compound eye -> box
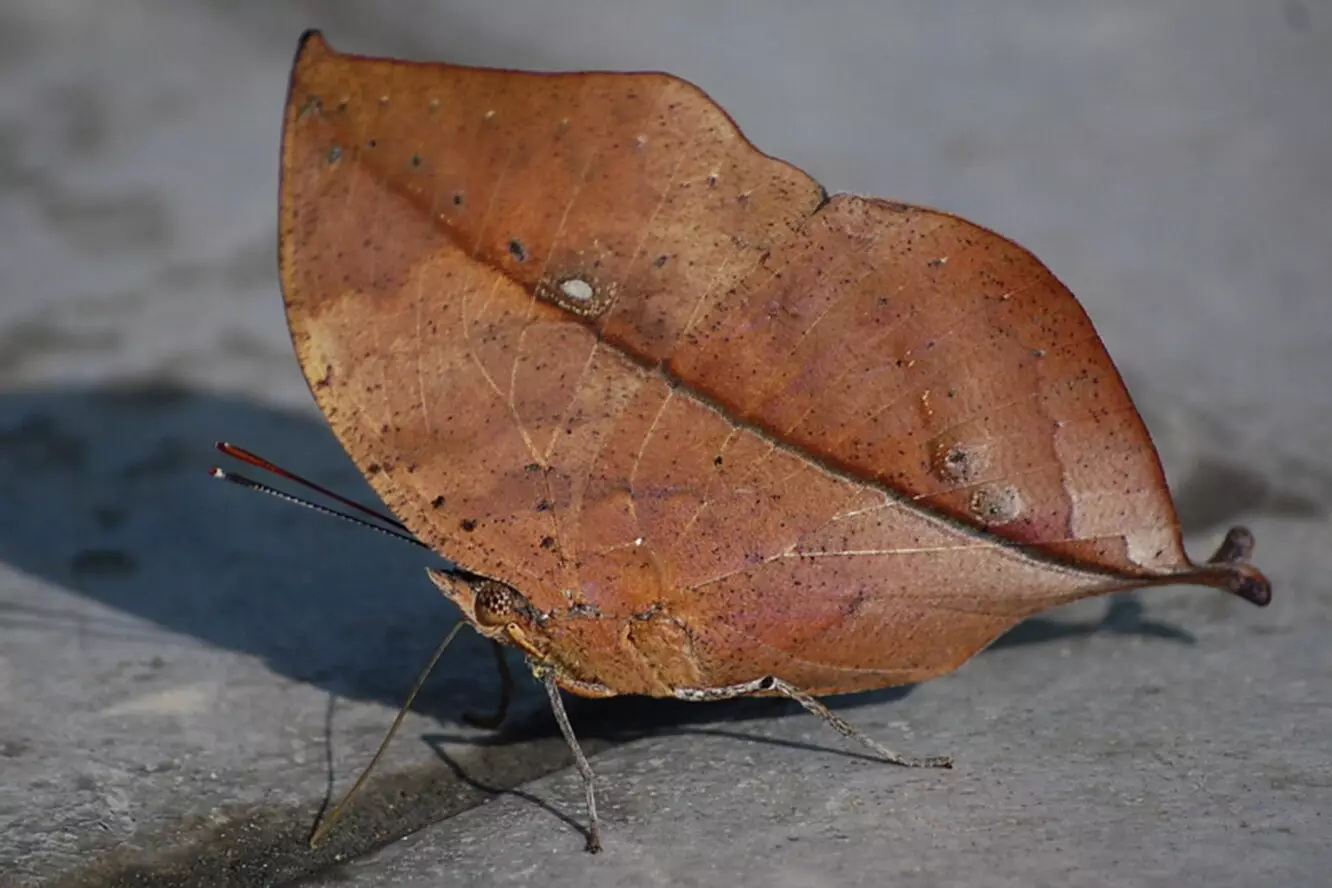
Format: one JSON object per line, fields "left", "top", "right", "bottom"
{"left": 473, "top": 580, "right": 520, "bottom": 628}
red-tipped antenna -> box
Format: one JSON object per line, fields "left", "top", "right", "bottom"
{"left": 210, "top": 444, "right": 427, "bottom": 551}
{"left": 216, "top": 441, "right": 410, "bottom": 531}
{"left": 212, "top": 443, "right": 501, "bottom": 851}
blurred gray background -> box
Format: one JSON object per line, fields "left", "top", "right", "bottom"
{"left": 1, "top": 1, "right": 1328, "bottom": 885}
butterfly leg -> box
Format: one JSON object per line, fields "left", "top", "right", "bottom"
{"left": 674, "top": 676, "right": 952, "bottom": 769}
{"left": 463, "top": 640, "right": 514, "bottom": 729}
{"left": 538, "top": 666, "right": 603, "bottom": 853}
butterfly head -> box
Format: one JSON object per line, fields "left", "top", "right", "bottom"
{"left": 427, "top": 568, "right": 549, "bottom": 661}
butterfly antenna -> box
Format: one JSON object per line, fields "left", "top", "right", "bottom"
{"left": 209, "top": 466, "right": 428, "bottom": 550}
{"left": 308, "top": 618, "right": 468, "bottom": 848}
{"left": 216, "top": 441, "right": 410, "bottom": 531}
{"left": 213, "top": 444, "right": 481, "bottom": 846}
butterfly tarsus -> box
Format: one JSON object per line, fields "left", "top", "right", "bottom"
{"left": 539, "top": 667, "right": 603, "bottom": 853}
{"left": 674, "top": 676, "right": 953, "bottom": 769}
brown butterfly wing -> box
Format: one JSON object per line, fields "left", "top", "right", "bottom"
{"left": 280, "top": 33, "right": 821, "bottom": 593}
{"left": 280, "top": 33, "right": 1264, "bottom": 696}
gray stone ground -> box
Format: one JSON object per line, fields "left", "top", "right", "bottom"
{"left": 1, "top": 1, "right": 1328, "bottom": 885}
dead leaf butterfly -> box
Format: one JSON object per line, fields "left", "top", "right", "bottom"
{"left": 262, "top": 31, "right": 1271, "bottom": 852}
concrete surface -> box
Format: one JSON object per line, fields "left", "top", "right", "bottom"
{"left": 0, "top": 1, "right": 1328, "bottom": 886}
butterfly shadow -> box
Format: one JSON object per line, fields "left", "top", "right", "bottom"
{"left": 0, "top": 381, "right": 1198, "bottom": 724}
{"left": 0, "top": 381, "right": 510, "bottom": 724}
{"left": 0, "top": 380, "right": 1206, "bottom": 863}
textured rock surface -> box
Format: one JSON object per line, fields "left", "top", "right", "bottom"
{"left": 1, "top": 1, "right": 1327, "bottom": 886}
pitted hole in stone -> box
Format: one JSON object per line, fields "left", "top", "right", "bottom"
{"left": 969, "top": 483, "right": 1023, "bottom": 525}
{"left": 537, "top": 275, "right": 613, "bottom": 318}
{"left": 931, "top": 441, "right": 989, "bottom": 485}
{"left": 327, "top": 145, "right": 342, "bottom": 164}
{"left": 509, "top": 239, "right": 528, "bottom": 262}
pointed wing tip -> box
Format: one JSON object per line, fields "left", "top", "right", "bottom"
{"left": 1205, "top": 526, "right": 1271, "bottom": 607}
{"left": 1234, "top": 567, "right": 1272, "bottom": 607}
{"left": 286, "top": 31, "right": 335, "bottom": 114}
{"left": 295, "top": 29, "right": 330, "bottom": 60}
